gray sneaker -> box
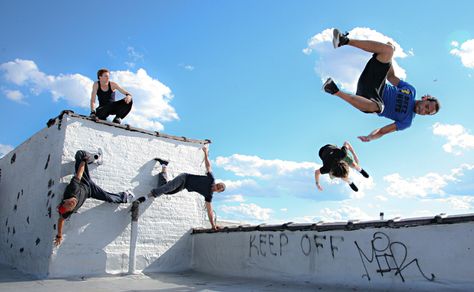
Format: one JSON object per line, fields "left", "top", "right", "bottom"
{"left": 333, "top": 29, "right": 349, "bottom": 48}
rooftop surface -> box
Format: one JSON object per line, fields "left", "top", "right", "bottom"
{"left": 0, "top": 263, "right": 358, "bottom": 292}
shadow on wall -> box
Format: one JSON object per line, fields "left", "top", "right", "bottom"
{"left": 142, "top": 230, "right": 193, "bottom": 274}
{"left": 131, "top": 159, "right": 159, "bottom": 197}
{"left": 51, "top": 201, "right": 129, "bottom": 277}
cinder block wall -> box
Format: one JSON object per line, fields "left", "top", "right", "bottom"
{"left": 0, "top": 114, "right": 209, "bottom": 278}
{"left": 192, "top": 223, "right": 474, "bottom": 291}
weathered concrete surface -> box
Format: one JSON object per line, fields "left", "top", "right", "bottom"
{"left": 192, "top": 221, "right": 474, "bottom": 291}
{"left": 0, "top": 263, "right": 361, "bottom": 292}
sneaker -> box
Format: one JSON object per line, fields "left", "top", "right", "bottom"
{"left": 113, "top": 117, "right": 122, "bottom": 124}
{"left": 349, "top": 182, "right": 359, "bottom": 192}
{"left": 333, "top": 28, "right": 349, "bottom": 48}
{"left": 125, "top": 190, "right": 135, "bottom": 203}
{"left": 360, "top": 169, "right": 369, "bottom": 178}
{"left": 323, "top": 78, "right": 339, "bottom": 94}
{"left": 93, "top": 147, "right": 103, "bottom": 165}
{"left": 154, "top": 158, "right": 169, "bottom": 166}
{"left": 136, "top": 196, "right": 147, "bottom": 204}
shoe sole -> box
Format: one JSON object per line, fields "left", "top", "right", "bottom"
{"left": 332, "top": 29, "right": 340, "bottom": 48}
{"left": 322, "top": 78, "right": 333, "bottom": 91}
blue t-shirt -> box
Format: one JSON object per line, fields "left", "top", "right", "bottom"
{"left": 379, "top": 80, "right": 416, "bottom": 131}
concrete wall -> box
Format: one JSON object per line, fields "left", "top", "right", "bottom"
{"left": 192, "top": 222, "right": 474, "bottom": 291}
{"left": 1, "top": 114, "right": 209, "bottom": 278}
{"left": 0, "top": 124, "right": 65, "bottom": 277}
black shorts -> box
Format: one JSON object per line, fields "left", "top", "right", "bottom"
{"left": 356, "top": 54, "right": 391, "bottom": 113}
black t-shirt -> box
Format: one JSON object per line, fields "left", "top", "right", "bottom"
{"left": 318, "top": 144, "right": 347, "bottom": 174}
{"left": 61, "top": 177, "right": 90, "bottom": 219}
{"left": 185, "top": 172, "right": 215, "bottom": 202}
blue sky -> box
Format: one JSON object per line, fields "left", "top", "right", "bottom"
{"left": 1, "top": 0, "right": 473, "bottom": 223}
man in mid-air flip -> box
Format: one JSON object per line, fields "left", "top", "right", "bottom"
{"left": 323, "top": 29, "right": 440, "bottom": 142}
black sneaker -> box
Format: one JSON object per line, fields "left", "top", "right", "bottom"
{"left": 323, "top": 78, "right": 339, "bottom": 94}
{"left": 360, "top": 169, "right": 369, "bottom": 178}
{"left": 349, "top": 182, "right": 359, "bottom": 192}
{"left": 137, "top": 196, "right": 147, "bottom": 204}
{"left": 113, "top": 117, "right": 122, "bottom": 124}
{"left": 333, "top": 29, "right": 349, "bottom": 48}
{"left": 154, "top": 158, "right": 169, "bottom": 166}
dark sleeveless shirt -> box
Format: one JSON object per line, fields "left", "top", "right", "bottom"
{"left": 97, "top": 82, "right": 116, "bottom": 106}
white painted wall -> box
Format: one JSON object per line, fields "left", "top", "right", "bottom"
{"left": 0, "top": 124, "right": 65, "bottom": 277}
{"left": 1, "top": 114, "right": 210, "bottom": 278}
{"left": 192, "top": 223, "right": 474, "bottom": 291}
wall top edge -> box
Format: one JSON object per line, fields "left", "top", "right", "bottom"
{"left": 47, "top": 110, "right": 212, "bottom": 145}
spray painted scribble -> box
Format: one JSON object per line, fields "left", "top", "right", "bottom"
{"left": 11, "top": 153, "right": 16, "bottom": 164}
{"left": 354, "top": 232, "right": 435, "bottom": 282}
{"left": 44, "top": 154, "right": 51, "bottom": 169}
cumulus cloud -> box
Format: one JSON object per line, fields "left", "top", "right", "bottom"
{"left": 216, "top": 154, "right": 318, "bottom": 179}
{"left": 0, "top": 144, "right": 14, "bottom": 158}
{"left": 0, "top": 59, "right": 179, "bottom": 130}
{"left": 433, "top": 123, "right": 474, "bottom": 155}
{"left": 3, "top": 89, "right": 26, "bottom": 104}
{"left": 220, "top": 203, "right": 273, "bottom": 221}
{"left": 317, "top": 205, "right": 372, "bottom": 221}
{"left": 384, "top": 164, "right": 474, "bottom": 198}
{"left": 424, "top": 196, "right": 474, "bottom": 211}
{"left": 450, "top": 39, "right": 474, "bottom": 68}
{"left": 303, "top": 27, "right": 410, "bottom": 92}
{"left": 221, "top": 194, "right": 246, "bottom": 203}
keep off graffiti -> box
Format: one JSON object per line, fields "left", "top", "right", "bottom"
{"left": 249, "top": 233, "right": 343, "bottom": 258}
{"left": 354, "top": 232, "right": 435, "bottom": 282}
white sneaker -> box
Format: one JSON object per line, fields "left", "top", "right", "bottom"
{"left": 94, "top": 148, "right": 103, "bottom": 165}
{"left": 125, "top": 190, "right": 135, "bottom": 203}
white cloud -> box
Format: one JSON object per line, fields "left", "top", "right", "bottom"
{"left": 127, "top": 46, "right": 144, "bottom": 62}
{"left": 222, "top": 194, "right": 246, "bottom": 203}
{"left": 450, "top": 39, "right": 474, "bottom": 68}
{"left": 433, "top": 123, "right": 474, "bottom": 155}
{"left": 280, "top": 208, "right": 288, "bottom": 212}
{"left": 0, "top": 144, "right": 14, "bottom": 158}
{"left": 3, "top": 89, "right": 26, "bottom": 104}
{"left": 110, "top": 69, "right": 179, "bottom": 130}
{"left": 179, "top": 63, "right": 195, "bottom": 71}
{"left": 375, "top": 195, "right": 388, "bottom": 201}
{"left": 317, "top": 205, "right": 372, "bottom": 221}
{"left": 303, "top": 27, "right": 409, "bottom": 92}
{"left": 220, "top": 203, "right": 273, "bottom": 221}
{"left": 220, "top": 178, "right": 257, "bottom": 191}
{"left": 424, "top": 196, "right": 474, "bottom": 211}
{"left": 384, "top": 164, "right": 474, "bottom": 198}
{"left": 216, "top": 154, "right": 318, "bottom": 178}
{"left": 0, "top": 59, "right": 179, "bottom": 131}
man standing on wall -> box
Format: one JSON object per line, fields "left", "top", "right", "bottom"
{"left": 54, "top": 150, "right": 134, "bottom": 246}
{"left": 90, "top": 68, "right": 133, "bottom": 124}
{"left": 137, "top": 147, "right": 226, "bottom": 230}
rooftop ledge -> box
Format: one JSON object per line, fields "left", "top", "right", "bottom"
{"left": 47, "top": 110, "right": 211, "bottom": 145}
{"left": 192, "top": 213, "right": 474, "bottom": 234}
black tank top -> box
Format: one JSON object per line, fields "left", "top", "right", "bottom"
{"left": 97, "top": 81, "right": 116, "bottom": 106}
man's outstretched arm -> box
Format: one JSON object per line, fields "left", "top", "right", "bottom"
{"left": 205, "top": 202, "right": 219, "bottom": 230}
{"left": 202, "top": 147, "right": 212, "bottom": 173}
{"left": 387, "top": 64, "right": 400, "bottom": 87}
{"left": 358, "top": 123, "right": 397, "bottom": 142}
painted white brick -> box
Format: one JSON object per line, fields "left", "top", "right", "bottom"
{"left": 0, "top": 114, "right": 210, "bottom": 278}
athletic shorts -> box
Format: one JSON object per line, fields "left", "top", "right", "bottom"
{"left": 356, "top": 54, "right": 391, "bottom": 113}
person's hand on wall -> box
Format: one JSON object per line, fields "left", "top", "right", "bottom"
{"left": 54, "top": 235, "right": 62, "bottom": 247}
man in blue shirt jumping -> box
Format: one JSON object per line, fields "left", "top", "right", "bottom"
{"left": 323, "top": 29, "right": 440, "bottom": 142}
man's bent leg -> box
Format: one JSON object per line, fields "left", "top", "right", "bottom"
{"left": 348, "top": 39, "right": 394, "bottom": 63}
{"left": 334, "top": 91, "right": 380, "bottom": 113}
{"left": 151, "top": 173, "right": 187, "bottom": 197}
{"left": 89, "top": 182, "right": 127, "bottom": 203}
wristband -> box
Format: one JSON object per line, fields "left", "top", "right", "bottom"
{"left": 56, "top": 235, "right": 62, "bottom": 239}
